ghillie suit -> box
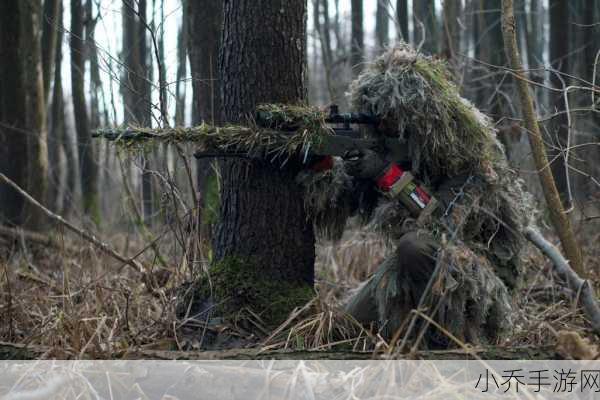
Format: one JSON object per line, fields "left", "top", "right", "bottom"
{"left": 300, "top": 44, "right": 536, "bottom": 346}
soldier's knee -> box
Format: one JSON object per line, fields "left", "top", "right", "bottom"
{"left": 393, "top": 231, "right": 438, "bottom": 280}
{"left": 396, "top": 231, "right": 437, "bottom": 261}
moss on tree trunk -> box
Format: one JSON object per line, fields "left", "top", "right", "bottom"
{"left": 206, "top": 257, "right": 315, "bottom": 326}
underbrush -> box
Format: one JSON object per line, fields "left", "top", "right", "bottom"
{"left": 0, "top": 221, "right": 598, "bottom": 359}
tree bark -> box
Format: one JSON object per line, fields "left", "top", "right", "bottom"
{"left": 71, "top": 0, "right": 99, "bottom": 222}
{"left": 122, "top": 0, "right": 153, "bottom": 222}
{"left": 527, "top": 0, "right": 544, "bottom": 104}
{"left": 375, "top": 0, "right": 389, "bottom": 51}
{"left": 477, "top": 0, "right": 510, "bottom": 120}
{"left": 41, "top": 0, "right": 61, "bottom": 102}
{"left": 0, "top": 1, "right": 28, "bottom": 226}
{"left": 20, "top": 0, "right": 49, "bottom": 230}
{"left": 187, "top": 0, "right": 222, "bottom": 126}
{"left": 442, "top": 0, "right": 461, "bottom": 64}
{"left": 139, "top": 0, "right": 154, "bottom": 223}
{"left": 48, "top": 0, "right": 65, "bottom": 212}
{"left": 572, "top": 0, "right": 600, "bottom": 197}
{"left": 351, "top": 0, "right": 364, "bottom": 76}
{"left": 315, "top": 0, "right": 339, "bottom": 104}
{"left": 396, "top": 0, "right": 409, "bottom": 43}
{"left": 548, "top": 0, "right": 570, "bottom": 204}
{"left": 215, "top": 0, "right": 315, "bottom": 322}
{"left": 187, "top": 0, "right": 223, "bottom": 241}
{"left": 413, "top": 0, "right": 437, "bottom": 54}
{"left": 500, "top": 0, "right": 586, "bottom": 278}
{"left": 175, "top": 8, "right": 188, "bottom": 127}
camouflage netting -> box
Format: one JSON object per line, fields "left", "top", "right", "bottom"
{"left": 301, "top": 44, "right": 537, "bottom": 344}
{"left": 348, "top": 44, "right": 536, "bottom": 289}
{"left": 105, "top": 103, "right": 333, "bottom": 163}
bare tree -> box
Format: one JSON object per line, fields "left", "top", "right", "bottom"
{"left": 48, "top": 0, "right": 65, "bottom": 211}
{"left": 476, "top": 0, "right": 511, "bottom": 120}
{"left": 0, "top": 2, "right": 29, "bottom": 226}
{"left": 122, "top": 0, "right": 154, "bottom": 222}
{"left": 21, "top": 0, "right": 49, "bottom": 229}
{"left": 174, "top": 5, "right": 188, "bottom": 127}
{"left": 71, "top": 0, "right": 99, "bottom": 222}
{"left": 375, "top": 0, "right": 389, "bottom": 50}
{"left": 548, "top": 0, "right": 570, "bottom": 204}
{"left": 187, "top": 0, "right": 222, "bottom": 238}
{"left": 397, "top": 0, "right": 409, "bottom": 42}
{"left": 351, "top": 0, "right": 364, "bottom": 76}
{"left": 413, "top": 0, "right": 437, "bottom": 54}
{"left": 41, "top": 0, "right": 61, "bottom": 101}
{"left": 442, "top": 0, "right": 461, "bottom": 64}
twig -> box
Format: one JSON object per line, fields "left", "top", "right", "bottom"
{"left": 0, "top": 173, "right": 143, "bottom": 274}
{"left": 524, "top": 227, "right": 600, "bottom": 335}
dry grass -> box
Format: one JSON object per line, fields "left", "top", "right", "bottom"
{"left": 0, "top": 219, "right": 598, "bottom": 359}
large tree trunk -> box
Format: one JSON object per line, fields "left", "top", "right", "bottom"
{"left": 70, "top": 0, "right": 99, "bottom": 222}
{"left": 0, "top": 1, "right": 28, "bottom": 226}
{"left": 548, "top": 0, "right": 570, "bottom": 205}
{"left": 413, "top": 0, "right": 437, "bottom": 54}
{"left": 350, "top": 0, "right": 364, "bottom": 77}
{"left": 20, "top": 0, "right": 49, "bottom": 229}
{"left": 214, "top": 0, "right": 315, "bottom": 325}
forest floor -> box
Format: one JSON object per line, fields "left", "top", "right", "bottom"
{"left": 0, "top": 219, "right": 598, "bottom": 360}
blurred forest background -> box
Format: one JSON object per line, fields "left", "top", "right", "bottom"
{"left": 0, "top": 0, "right": 598, "bottom": 356}
{"left": 0, "top": 0, "right": 598, "bottom": 231}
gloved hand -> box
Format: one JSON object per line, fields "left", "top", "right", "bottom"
{"left": 305, "top": 155, "right": 334, "bottom": 172}
{"left": 343, "top": 149, "right": 389, "bottom": 180}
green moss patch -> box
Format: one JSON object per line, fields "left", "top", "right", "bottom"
{"left": 202, "top": 257, "right": 315, "bottom": 327}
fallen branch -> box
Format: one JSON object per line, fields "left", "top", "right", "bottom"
{"left": 0, "top": 173, "right": 144, "bottom": 274}
{"left": 525, "top": 227, "right": 600, "bottom": 334}
{"left": 0, "top": 341, "right": 561, "bottom": 360}
{"left": 0, "top": 225, "right": 80, "bottom": 253}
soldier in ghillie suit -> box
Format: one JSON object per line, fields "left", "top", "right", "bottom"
{"left": 299, "top": 44, "right": 536, "bottom": 346}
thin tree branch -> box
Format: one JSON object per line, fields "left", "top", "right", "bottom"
{"left": 0, "top": 173, "right": 144, "bottom": 274}
{"left": 525, "top": 227, "right": 600, "bottom": 335}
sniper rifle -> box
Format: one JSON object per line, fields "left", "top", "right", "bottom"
{"left": 93, "top": 104, "right": 411, "bottom": 166}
